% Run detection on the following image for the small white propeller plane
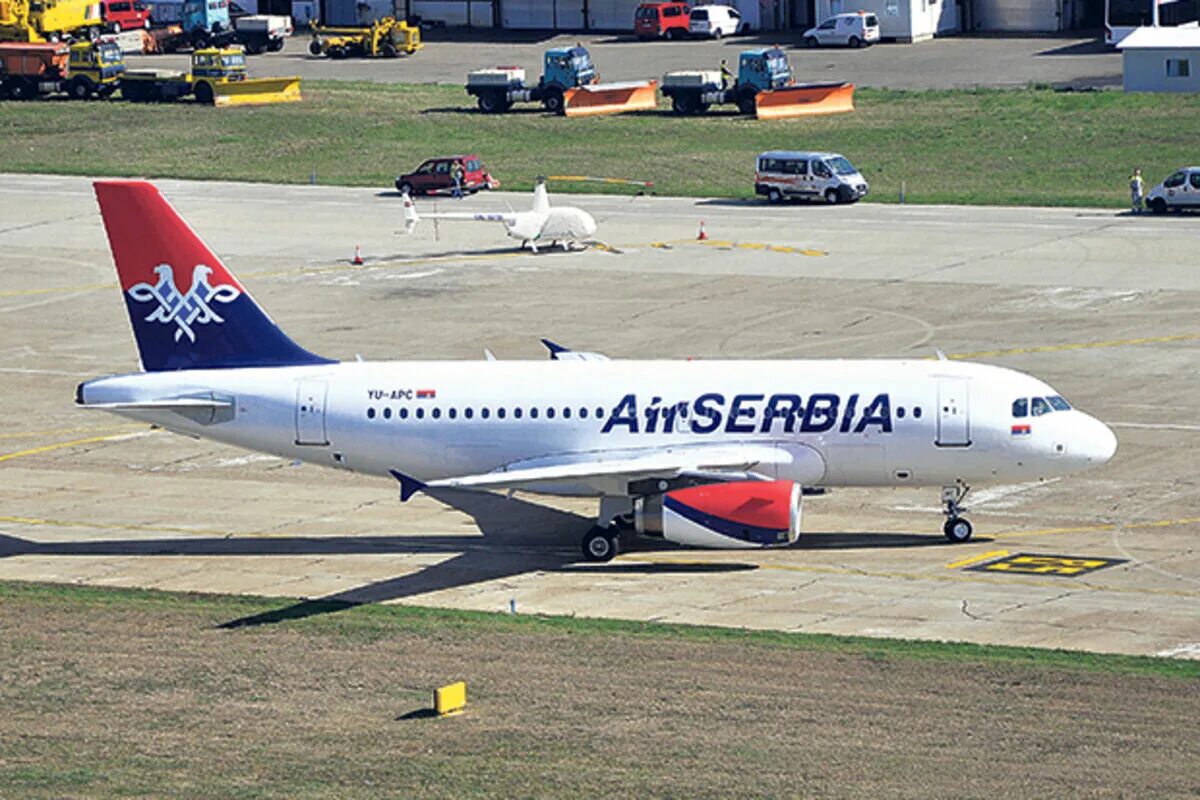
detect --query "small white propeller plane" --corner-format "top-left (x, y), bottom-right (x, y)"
top-left (79, 181), bottom-right (1118, 564)
top-left (402, 177), bottom-right (598, 252)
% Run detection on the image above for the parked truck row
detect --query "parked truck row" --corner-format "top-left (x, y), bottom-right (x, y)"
top-left (0, 39), bottom-right (298, 103)
top-left (466, 45), bottom-right (853, 120)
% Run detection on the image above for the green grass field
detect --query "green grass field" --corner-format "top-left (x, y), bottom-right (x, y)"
top-left (3, 82), bottom-right (1198, 206)
top-left (2, 580), bottom-right (1198, 799)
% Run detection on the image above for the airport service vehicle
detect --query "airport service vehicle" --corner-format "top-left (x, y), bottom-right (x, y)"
top-left (402, 178), bottom-right (595, 252)
top-left (178, 0), bottom-right (233, 45)
top-left (233, 14), bottom-right (291, 54)
top-left (803, 11), bottom-right (879, 48)
top-left (0, 0), bottom-right (103, 42)
top-left (0, 39), bottom-right (122, 99)
top-left (394, 155), bottom-right (498, 196)
top-left (99, 0), bottom-right (150, 31)
top-left (661, 47), bottom-right (854, 118)
top-left (308, 16), bottom-right (421, 59)
top-left (634, 2), bottom-right (690, 39)
top-left (1105, 0), bottom-right (1198, 44)
top-left (465, 45), bottom-right (657, 116)
top-left (81, 180), bottom-right (1118, 562)
top-left (1146, 166), bottom-right (1200, 212)
top-left (687, 3), bottom-right (743, 37)
top-left (755, 150), bottom-right (868, 205)
top-left (119, 45), bottom-right (300, 104)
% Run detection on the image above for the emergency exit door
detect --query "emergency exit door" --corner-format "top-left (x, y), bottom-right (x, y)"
top-left (295, 380), bottom-right (329, 446)
top-left (936, 378), bottom-right (970, 447)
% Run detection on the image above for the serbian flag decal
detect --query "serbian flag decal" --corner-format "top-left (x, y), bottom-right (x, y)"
top-left (416, 389), bottom-right (437, 399)
top-left (1011, 424), bottom-right (1032, 436)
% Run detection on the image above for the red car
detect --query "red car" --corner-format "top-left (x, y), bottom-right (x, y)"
top-left (394, 155), bottom-right (498, 196)
top-left (100, 0), bottom-right (153, 31)
top-left (635, 2), bottom-right (691, 39)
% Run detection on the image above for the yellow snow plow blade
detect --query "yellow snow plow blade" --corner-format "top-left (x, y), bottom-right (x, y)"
top-left (755, 82), bottom-right (855, 120)
top-left (211, 76), bottom-right (302, 107)
top-left (563, 80), bottom-right (658, 117)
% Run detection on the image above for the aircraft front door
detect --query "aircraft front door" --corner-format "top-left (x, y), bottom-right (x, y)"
top-left (295, 380), bottom-right (329, 446)
top-left (936, 377), bottom-right (971, 447)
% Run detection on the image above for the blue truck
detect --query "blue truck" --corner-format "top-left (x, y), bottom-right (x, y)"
top-left (465, 46), bottom-right (597, 114)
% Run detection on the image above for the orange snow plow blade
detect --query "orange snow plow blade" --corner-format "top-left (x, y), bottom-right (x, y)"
top-left (755, 82), bottom-right (855, 120)
top-left (563, 80), bottom-right (658, 117)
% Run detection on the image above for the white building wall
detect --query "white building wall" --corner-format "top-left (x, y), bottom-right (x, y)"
top-left (1123, 47), bottom-right (1200, 91)
top-left (816, 0), bottom-right (956, 41)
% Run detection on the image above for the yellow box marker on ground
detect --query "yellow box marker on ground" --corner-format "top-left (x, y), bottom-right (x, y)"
top-left (945, 550), bottom-right (1009, 570)
top-left (434, 681), bottom-right (467, 717)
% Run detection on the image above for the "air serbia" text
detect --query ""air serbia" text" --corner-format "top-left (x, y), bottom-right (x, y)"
top-left (600, 393), bottom-right (894, 435)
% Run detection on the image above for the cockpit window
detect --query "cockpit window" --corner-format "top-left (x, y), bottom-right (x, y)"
top-left (1047, 395), bottom-right (1071, 411)
top-left (1012, 398), bottom-right (1028, 418)
top-left (1031, 397), bottom-right (1052, 416)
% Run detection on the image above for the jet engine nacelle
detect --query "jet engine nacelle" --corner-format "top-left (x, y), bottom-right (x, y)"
top-left (634, 480), bottom-right (801, 549)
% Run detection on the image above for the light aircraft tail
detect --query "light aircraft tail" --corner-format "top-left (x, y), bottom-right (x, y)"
top-left (401, 191), bottom-right (420, 234)
top-left (532, 176), bottom-right (550, 215)
top-left (93, 181), bottom-right (334, 373)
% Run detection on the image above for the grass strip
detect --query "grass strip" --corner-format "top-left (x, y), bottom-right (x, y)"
top-left (2, 82), bottom-right (1198, 206)
top-left (2, 578), bottom-right (1195, 680)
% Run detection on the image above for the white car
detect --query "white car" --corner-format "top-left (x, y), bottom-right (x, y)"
top-left (803, 12), bottom-right (880, 48)
top-left (688, 4), bottom-right (744, 38)
top-left (754, 150), bottom-right (869, 205)
top-left (1146, 166), bottom-right (1200, 213)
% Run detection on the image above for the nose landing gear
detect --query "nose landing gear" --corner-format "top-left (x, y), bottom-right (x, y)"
top-left (941, 482), bottom-right (973, 542)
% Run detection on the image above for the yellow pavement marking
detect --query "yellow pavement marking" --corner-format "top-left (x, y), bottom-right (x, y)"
top-left (0, 515), bottom-right (244, 539)
top-left (0, 281), bottom-right (117, 299)
top-left (0, 432), bottom-right (138, 464)
top-left (944, 550), bottom-right (1009, 569)
top-left (950, 333), bottom-right (1200, 360)
top-left (993, 516), bottom-right (1200, 540)
top-left (0, 424), bottom-right (141, 441)
top-left (634, 556), bottom-right (1200, 599)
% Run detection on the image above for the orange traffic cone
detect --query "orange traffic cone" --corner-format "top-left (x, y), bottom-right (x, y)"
top-left (352, 244), bottom-right (364, 265)
top-left (697, 220), bottom-right (708, 241)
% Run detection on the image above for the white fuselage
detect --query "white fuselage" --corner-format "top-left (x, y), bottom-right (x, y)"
top-left (504, 207), bottom-right (597, 244)
top-left (80, 358), bottom-right (1116, 496)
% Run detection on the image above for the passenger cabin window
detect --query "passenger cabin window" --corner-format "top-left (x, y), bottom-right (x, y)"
top-left (1012, 398), bottom-right (1028, 418)
top-left (1031, 397), bottom-right (1051, 416)
top-left (783, 160), bottom-right (806, 175)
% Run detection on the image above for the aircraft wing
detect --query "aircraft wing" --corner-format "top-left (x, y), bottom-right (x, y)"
top-left (391, 443), bottom-right (790, 500)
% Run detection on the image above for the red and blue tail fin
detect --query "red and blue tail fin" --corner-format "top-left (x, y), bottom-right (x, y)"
top-left (94, 181), bottom-right (334, 372)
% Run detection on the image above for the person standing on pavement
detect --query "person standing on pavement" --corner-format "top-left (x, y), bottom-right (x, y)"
top-left (720, 58), bottom-right (734, 91)
top-left (451, 161), bottom-right (465, 200)
top-left (1129, 168), bottom-right (1144, 214)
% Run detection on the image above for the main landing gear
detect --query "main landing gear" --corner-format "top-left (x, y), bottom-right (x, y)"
top-left (581, 498), bottom-right (634, 562)
top-left (941, 481), bottom-right (973, 543)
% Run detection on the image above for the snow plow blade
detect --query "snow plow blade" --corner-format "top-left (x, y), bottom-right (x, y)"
top-left (563, 80), bottom-right (658, 117)
top-left (755, 82), bottom-right (855, 120)
top-left (212, 76), bottom-right (302, 107)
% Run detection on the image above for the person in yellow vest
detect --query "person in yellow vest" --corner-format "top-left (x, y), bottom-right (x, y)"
top-left (1129, 168), bottom-right (1144, 214)
top-left (720, 58), bottom-right (734, 91)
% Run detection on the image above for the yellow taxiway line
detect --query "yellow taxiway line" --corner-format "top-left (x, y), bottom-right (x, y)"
top-left (0, 431), bottom-right (143, 464)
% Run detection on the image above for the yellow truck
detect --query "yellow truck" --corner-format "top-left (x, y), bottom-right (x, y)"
top-left (0, 0), bottom-right (104, 42)
top-left (0, 39), bottom-right (122, 99)
top-left (308, 16), bottom-right (421, 59)
top-left (119, 46), bottom-right (301, 106)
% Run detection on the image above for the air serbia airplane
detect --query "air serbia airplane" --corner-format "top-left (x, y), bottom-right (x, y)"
top-left (402, 177), bottom-right (598, 252)
top-left (78, 181), bottom-right (1117, 562)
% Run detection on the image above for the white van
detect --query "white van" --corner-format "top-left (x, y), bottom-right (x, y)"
top-left (755, 150), bottom-right (869, 204)
top-left (803, 12), bottom-right (880, 48)
top-left (688, 4), bottom-right (744, 38)
top-left (1146, 166), bottom-right (1200, 213)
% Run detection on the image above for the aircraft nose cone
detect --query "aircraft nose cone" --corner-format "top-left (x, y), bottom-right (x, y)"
top-left (584, 214), bottom-right (598, 236)
top-left (1079, 414), bottom-right (1118, 466)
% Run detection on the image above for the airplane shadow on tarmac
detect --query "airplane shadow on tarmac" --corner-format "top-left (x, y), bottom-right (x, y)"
top-left (0, 489), bottom-right (967, 628)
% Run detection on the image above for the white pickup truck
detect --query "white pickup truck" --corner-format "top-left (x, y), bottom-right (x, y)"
top-left (234, 14), bottom-right (292, 54)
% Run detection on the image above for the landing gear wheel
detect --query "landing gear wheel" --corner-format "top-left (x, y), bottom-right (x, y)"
top-left (943, 517), bottom-right (973, 543)
top-left (582, 527), bottom-right (619, 563)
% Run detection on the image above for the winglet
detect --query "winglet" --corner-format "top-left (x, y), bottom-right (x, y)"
top-left (389, 469), bottom-right (427, 502)
top-left (540, 338), bottom-right (570, 360)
